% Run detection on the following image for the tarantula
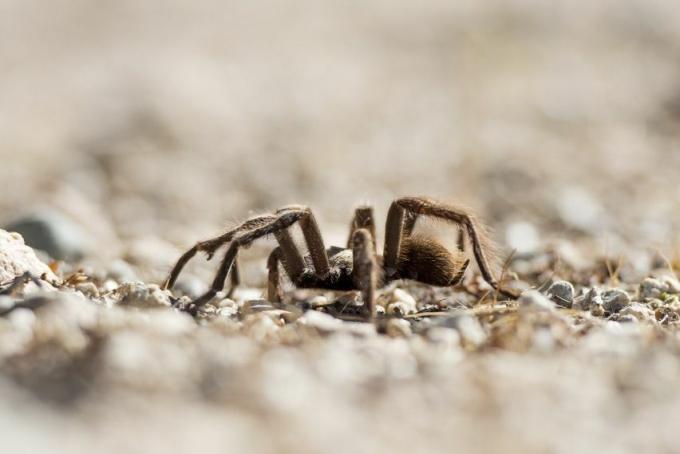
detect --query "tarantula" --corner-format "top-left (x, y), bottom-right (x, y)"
top-left (163, 197), bottom-right (514, 320)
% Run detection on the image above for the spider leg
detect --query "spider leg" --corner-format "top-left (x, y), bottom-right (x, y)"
top-left (383, 201), bottom-right (407, 278)
top-left (225, 257), bottom-right (240, 299)
top-left (193, 209), bottom-right (329, 306)
top-left (347, 206), bottom-right (377, 253)
top-left (451, 259), bottom-right (471, 286)
top-left (352, 228), bottom-right (378, 322)
top-left (457, 225), bottom-right (466, 252)
top-left (384, 197), bottom-right (514, 297)
top-left (275, 206), bottom-right (331, 277)
top-left (267, 248), bottom-right (283, 303)
top-left (163, 214), bottom-right (277, 290)
top-left (273, 229), bottom-right (305, 281)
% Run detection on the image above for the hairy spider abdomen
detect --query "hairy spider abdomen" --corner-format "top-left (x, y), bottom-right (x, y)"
top-left (397, 235), bottom-right (467, 286)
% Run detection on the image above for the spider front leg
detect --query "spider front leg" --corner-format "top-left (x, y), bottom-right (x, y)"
top-left (352, 228), bottom-right (378, 322)
top-left (163, 215), bottom-right (277, 290)
top-left (192, 208), bottom-right (331, 307)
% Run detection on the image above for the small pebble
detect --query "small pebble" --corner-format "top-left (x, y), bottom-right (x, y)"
top-left (101, 279), bottom-right (119, 293)
top-left (584, 288), bottom-right (605, 314)
top-left (602, 289), bottom-right (631, 313)
top-left (572, 294), bottom-right (588, 311)
top-left (298, 310), bottom-right (375, 337)
top-left (639, 278), bottom-right (666, 300)
top-left (591, 304), bottom-right (605, 317)
top-left (385, 319), bottom-right (412, 338)
top-left (76, 282), bottom-right (100, 299)
top-left (660, 275), bottom-right (680, 294)
top-left (298, 310), bottom-right (343, 333)
top-left (308, 295), bottom-right (331, 308)
top-left (436, 314), bottom-right (486, 349)
top-left (381, 288), bottom-right (417, 316)
top-left (426, 327), bottom-right (462, 349)
top-left (115, 282), bottom-right (172, 308)
top-left (546, 280), bottom-right (575, 308)
top-left (645, 298), bottom-right (663, 309)
top-left (620, 303), bottom-right (654, 322)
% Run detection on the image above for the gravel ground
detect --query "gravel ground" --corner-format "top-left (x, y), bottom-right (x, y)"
top-left (2, 228), bottom-right (680, 454)
top-left (3, 0), bottom-right (680, 453)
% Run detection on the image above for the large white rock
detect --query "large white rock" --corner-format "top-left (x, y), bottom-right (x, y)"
top-left (0, 229), bottom-right (58, 283)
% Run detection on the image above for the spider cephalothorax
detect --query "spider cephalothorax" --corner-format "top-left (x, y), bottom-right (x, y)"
top-left (163, 197), bottom-right (514, 320)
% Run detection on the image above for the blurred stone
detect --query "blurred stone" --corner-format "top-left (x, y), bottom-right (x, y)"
top-left (505, 222), bottom-right (540, 255)
top-left (385, 318), bottom-right (412, 338)
top-left (101, 279), bottom-right (119, 293)
top-left (115, 282), bottom-right (172, 308)
top-left (308, 295), bottom-right (331, 308)
top-left (298, 310), bottom-right (375, 337)
top-left (298, 310), bottom-right (343, 333)
top-left (107, 259), bottom-right (138, 283)
top-left (75, 282), bottom-right (100, 299)
top-left (591, 304), bottom-right (605, 317)
top-left (242, 299), bottom-right (276, 316)
top-left (519, 290), bottom-right (555, 312)
top-left (584, 287), bottom-right (602, 306)
top-left (381, 288), bottom-right (417, 316)
top-left (216, 298), bottom-right (238, 318)
top-left (546, 280), bottom-right (575, 308)
top-left (0, 229), bottom-right (58, 284)
top-left (580, 287), bottom-right (606, 316)
top-left (426, 327), bottom-right (462, 349)
top-left (661, 275), bottom-right (680, 294)
top-left (639, 278), bottom-right (666, 300)
top-left (557, 187), bottom-right (602, 232)
top-left (4, 210), bottom-right (89, 262)
top-left (572, 293), bottom-right (588, 311)
top-left (436, 313), bottom-right (486, 348)
top-left (242, 313), bottom-right (280, 341)
top-left (602, 289), bottom-right (631, 313)
top-left (620, 303), bottom-right (654, 322)
top-left (195, 304), bottom-right (219, 319)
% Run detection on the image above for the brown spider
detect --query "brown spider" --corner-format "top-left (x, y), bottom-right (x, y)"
top-left (163, 196), bottom-right (515, 320)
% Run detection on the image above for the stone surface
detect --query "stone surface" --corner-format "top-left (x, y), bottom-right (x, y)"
top-left (0, 229), bottom-right (58, 284)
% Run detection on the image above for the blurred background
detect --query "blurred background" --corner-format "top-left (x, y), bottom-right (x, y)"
top-left (2, 0), bottom-right (680, 276)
